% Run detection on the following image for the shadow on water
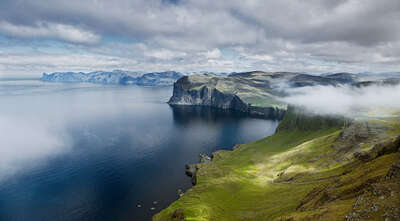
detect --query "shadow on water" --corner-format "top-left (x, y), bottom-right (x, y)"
top-left (170, 105), bottom-right (278, 125)
top-left (170, 105), bottom-right (253, 124)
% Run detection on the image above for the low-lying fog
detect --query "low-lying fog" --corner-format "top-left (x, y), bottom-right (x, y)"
top-left (281, 83), bottom-right (400, 117)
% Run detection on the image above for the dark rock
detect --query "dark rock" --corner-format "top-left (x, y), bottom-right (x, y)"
top-left (191, 173), bottom-right (197, 185)
top-left (185, 164), bottom-right (197, 177)
top-left (171, 208), bottom-right (185, 221)
top-left (211, 151), bottom-right (219, 159)
top-left (168, 82), bottom-right (250, 113)
top-left (185, 153), bottom-right (213, 186)
top-left (353, 151), bottom-right (373, 162)
top-left (386, 162), bottom-right (400, 180)
top-left (185, 164), bottom-right (198, 185)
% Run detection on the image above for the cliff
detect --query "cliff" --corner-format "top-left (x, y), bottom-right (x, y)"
top-left (154, 108), bottom-right (400, 221)
top-left (168, 76), bottom-right (249, 112)
top-left (167, 73), bottom-right (290, 119)
top-left (167, 71), bottom-right (400, 119)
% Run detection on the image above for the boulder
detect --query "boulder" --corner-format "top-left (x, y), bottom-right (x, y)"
top-left (185, 164), bottom-right (198, 185)
top-left (199, 153), bottom-right (211, 163)
top-left (185, 164), bottom-right (197, 177)
top-left (191, 173), bottom-right (197, 185)
top-left (386, 162), bottom-right (400, 180)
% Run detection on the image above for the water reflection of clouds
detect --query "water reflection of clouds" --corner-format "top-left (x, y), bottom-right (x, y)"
top-left (0, 80), bottom-right (171, 179)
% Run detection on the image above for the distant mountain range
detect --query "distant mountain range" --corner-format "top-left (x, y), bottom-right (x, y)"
top-left (40, 70), bottom-right (237, 86)
top-left (41, 70), bottom-right (184, 86)
top-left (41, 70), bottom-right (400, 87)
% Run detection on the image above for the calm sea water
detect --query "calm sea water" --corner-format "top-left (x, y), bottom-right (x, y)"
top-left (0, 79), bottom-right (278, 221)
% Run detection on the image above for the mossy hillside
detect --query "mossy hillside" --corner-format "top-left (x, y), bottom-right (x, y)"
top-left (280, 152), bottom-right (400, 221)
top-left (153, 110), bottom-right (356, 221)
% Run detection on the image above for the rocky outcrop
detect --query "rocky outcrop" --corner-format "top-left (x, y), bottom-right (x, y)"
top-left (185, 165), bottom-right (198, 185)
top-left (353, 135), bottom-right (400, 162)
top-left (185, 164), bottom-right (197, 177)
top-left (168, 76), bottom-right (286, 119)
top-left (184, 153), bottom-right (213, 186)
top-left (386, 162), bottom-right (400, 180)
top-left (168, 77), bottom-right (249, 112)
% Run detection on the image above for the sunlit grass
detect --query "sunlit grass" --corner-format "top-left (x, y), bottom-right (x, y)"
top-left (153, 109), bottom-right (400, 221)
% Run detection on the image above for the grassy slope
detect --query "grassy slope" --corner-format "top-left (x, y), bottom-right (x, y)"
top-left (153, 109), bottom-right (400, 221)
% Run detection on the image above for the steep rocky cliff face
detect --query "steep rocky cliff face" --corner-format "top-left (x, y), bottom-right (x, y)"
top-left (168, 75), bottom-right (286, 119)
top-left (168, 76), bottom-right (248, 112)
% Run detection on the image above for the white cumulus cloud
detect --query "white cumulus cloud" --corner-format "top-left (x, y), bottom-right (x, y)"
top-left (0, 21), bottom-right (100, 44)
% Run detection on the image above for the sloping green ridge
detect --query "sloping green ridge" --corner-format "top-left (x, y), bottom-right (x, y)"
top-left (153, 109), bottom-right (399, 221)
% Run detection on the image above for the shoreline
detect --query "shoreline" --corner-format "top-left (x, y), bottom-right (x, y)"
top-left (153, 108), bottom-right (400, 220)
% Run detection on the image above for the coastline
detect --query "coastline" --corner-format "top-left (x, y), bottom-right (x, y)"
top-left (153, 108), bottom-right (400, 220)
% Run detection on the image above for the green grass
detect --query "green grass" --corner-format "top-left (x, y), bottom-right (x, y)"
top-left (153, 111), bottom-right (345, 221)
top-left (153, 109), bottom-right (400, 221)
top-left (153, 129), bottom-right (337, 220)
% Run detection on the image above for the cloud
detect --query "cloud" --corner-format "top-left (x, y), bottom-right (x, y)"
top-left (0, 52), bottom-right (138, 75)
top-left (144, 49), bottom-right (187, 60)
top-left (204, 48), bottom-right (222, 59)
top-left (0, 21), bottom-right (100, 44)
top-left (0, 115), bottom-right (71, 179)
top-left (281, 84), bottom-right (400, 116)
top-left (245, 54), bottom-right (274, 62)
top-left (0, 0), bottom-right (400, 74)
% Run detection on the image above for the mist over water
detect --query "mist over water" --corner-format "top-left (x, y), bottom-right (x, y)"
top-left (0, 79), bottom-right (278, 221)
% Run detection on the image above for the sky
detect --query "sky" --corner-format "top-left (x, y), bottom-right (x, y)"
top-left (0, 0), bottom-right (399, 77)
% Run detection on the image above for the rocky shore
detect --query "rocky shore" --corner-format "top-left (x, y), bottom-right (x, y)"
top-left (185, 153), bottom-right (213, 186)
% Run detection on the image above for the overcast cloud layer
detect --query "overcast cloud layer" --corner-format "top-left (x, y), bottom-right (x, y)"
top-left (0, 0), bottom-right (399, 76)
